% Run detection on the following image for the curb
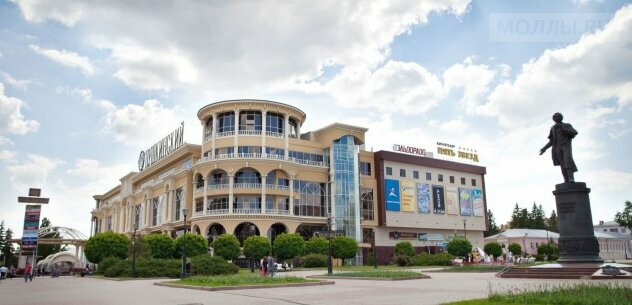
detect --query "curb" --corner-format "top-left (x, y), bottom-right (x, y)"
top-left (306, 274), bottom-right (430, 281)
top-left (154, 280), bottom-right (335, 291)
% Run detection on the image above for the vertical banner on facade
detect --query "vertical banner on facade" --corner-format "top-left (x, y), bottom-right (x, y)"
top-left (432, 185), bottom-right (445, 214)
top-left (472, 189), bottom-right (484, 216)
top-left (385, 179), bottom-right (400, 211)
top-left (21, 205), bottom-right (41, 254)
top-left (446, 187), bottom-right (459, 215)
top-left (416, 183), bottom-right (431, 213)
top-left (400, 181), bottom-right (415, 212)
top-left (459, 188), bottom-right (473, 216)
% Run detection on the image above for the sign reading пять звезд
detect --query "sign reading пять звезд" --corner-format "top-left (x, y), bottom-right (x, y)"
top-left (436, 142), bottom-right (479, 162)
top-left (138, 122), bottom-right (185, 171)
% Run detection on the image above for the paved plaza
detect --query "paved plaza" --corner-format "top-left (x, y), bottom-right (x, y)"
top-left (2, 269), bottom-right (631, 305)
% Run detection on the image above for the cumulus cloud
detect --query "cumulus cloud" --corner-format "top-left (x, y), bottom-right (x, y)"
top-left (67, 159), bottom-right (131, 186)
top-left (0, 150), bottom-right (16, 161)
top-left (14, 0), bottom-right (470, 93)
top-left (56, 86), bottom-right (93, 102)
top-left (485, 4), bottom-right (632, 128)
top-left (0, 82), bottom-right (40, 136)
top-left (443, 57), bottom-right (496, 114)
top-left (7, 154), bottom-right (62, 191)
top-left (1, 72), bottom-right (33, 90)
top-left (30, 44), bottom-right (95, 76)
top-left (98, 99), bottom-right (183, 145)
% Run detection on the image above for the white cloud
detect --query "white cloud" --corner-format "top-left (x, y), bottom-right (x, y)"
top-left (98, 99), bottom-right (183, 145)
top-left (67, 159), bottom-right (131, 186)
top-left (1, 71), bottom-right (33, 90)
top-left (7, 154), bottom-right (62, 191)
top-left (56, 86), bottom-right (92, 102)
top-left (0, 150), bottom-right (16, 160)
top-left (325, 60), bottom-right (445, 113)
top-left (15, 0), bottom-right (470, 92)
top-left (0, 136), bottom-right (14, 146)
top-left (443, 57), bottom-right (496, 114)
top-left (438, 118), bottom-right (469, 134)
top-left (485, 4), bottom-right (632, 128)
top-left (29, 44), bottom-right (95, 76)
top-left (0, 82), bottom-right (40, 136)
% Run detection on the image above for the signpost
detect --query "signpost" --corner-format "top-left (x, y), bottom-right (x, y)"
top-left (18, 188), bottom-right (49, 274)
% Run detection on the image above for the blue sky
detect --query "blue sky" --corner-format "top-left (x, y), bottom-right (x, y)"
top-left (0, 0), bottom-right (631, 236)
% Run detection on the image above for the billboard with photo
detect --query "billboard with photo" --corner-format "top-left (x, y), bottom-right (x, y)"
top-left (446, 187), bottom-right (459, 215)
top-left (21, 205), bottom-right (41, 253)
top-left (417, 183), bottom-right (431, 213)
top-left (400, 181), bottom-right (415, 212)
top-left (459, 188), bottom-right (473, 216)
top-left (432, 185), bottom-right (445, 214)
top-left (385, 179), bottom-right (400, 211)
top-left (472, 189), bottom-right (484, 216)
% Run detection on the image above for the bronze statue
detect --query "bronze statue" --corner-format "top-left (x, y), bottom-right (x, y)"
top-left (540, 113), bottom-right (578, 182)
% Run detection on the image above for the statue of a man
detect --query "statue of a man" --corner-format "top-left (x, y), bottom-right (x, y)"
top-left (539, 112), bottom-right (578, 182)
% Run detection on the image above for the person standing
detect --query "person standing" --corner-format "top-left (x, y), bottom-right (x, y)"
top-left (0, 265), bottom-right (7, 280)
top-left (267, 254), bottom-right (275, 278)
top-left (261, 256), bottom-right (268, 277)
top-left (24, 263), bottom-right (33, 283)
top-left (10, 265), bottom-right (16, 279)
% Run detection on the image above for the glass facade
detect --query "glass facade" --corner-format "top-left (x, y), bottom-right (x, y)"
top-left (266, 112), bottom-right (284, 134)
top-left (239, 111), bottom-right (262, 131)
top-left (332, 135), bottom-right (361, 263)
top-left (217, 112), bottom-right (235, 133)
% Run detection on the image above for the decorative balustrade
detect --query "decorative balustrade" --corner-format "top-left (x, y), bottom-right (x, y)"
top-left (234, 208), bottom-right (262, 214)
top-left (216, 131), bottom-right (235, 138)
top-left (207, 184), bottom-right (229, 190)
top-left (266, 184), bottom-right (290, 191)
top-left (207, 209), bottom-right (229, 215)
top-left (195, 153), bottom-right (327, 167)
top-left (238, 130), bottom-right (262, 136)
top-left (234, 183), bottom-right (262, 189)
top-left (265, 131), bottom-right (285, 138)
top-left (266, 209), bottom-right (290, 215)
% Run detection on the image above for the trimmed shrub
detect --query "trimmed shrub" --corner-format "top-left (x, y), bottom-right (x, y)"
top-left (395, 254), bottom-right (413, 266)
top-left (211, 234), bottom-right (241, 261)
top-left (484, 242), bottom-right (503, 259)
top-left (394, 241), bottom-right (415, 257)
top-left (331, 236), bottom-right (358, 260)
top-left (367, 250), bottom-right (376, 266)
top-left (97, 257), bottom-right (121, 274)
top-left (190, 255), bottom-right (239, 276)
top-left (302, 254), bottom-right (328, 268)
top-left (305, 237), bottom-right (329, 255)
top-left (85, 231), bottom-right (130, 264)
top-left (508, 243), bottom-right (522, 256)
top-left (243, 236), bottom-right (271, 261)
top-left (273, 233), bottom-right (305, 261)
top-left (292, 256), bottom-right (303, 269)
top-left (144, 234), bottom-right (175, 259)
top-left (103, 258), bottom-right (181, 278)
top-left (175, 233), bottom-right (208, 258)
top-left (412, 252), bottom-right (453, 266)
top-left (103, 260), bottom-right (130, 277)
top-left (447, 237), bottom-right (472, 257)
top-left (537, 242), bottom-right (559, 260)
top-left (128, 235), bottom-right (150, 259)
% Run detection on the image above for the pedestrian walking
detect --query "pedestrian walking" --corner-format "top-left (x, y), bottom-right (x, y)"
top-left (267, 254), bottom-right (275, 278)
top-left (0, 265), bottom-right (7, 280)
top-left (260, 256), bottom-right (268, 277)
top-left (10, 265), bottom-right (16, 279)
top-left (24, 263), bottom-right (33, 283)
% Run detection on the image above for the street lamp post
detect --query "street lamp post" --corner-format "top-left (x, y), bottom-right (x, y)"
top-left (181, 208), bottom-right (188, 279)
top-left (371, 230), bottom-right (377, 269)
top-left (132, 223), bottom-right (138, 276)
top-left (249, 225), bottom-right (256, 273)
top-left (523, 232), bottom-right (528, 256)
top-left (462, 219), bottom-right (467, 240)
top-left (327, 215), bottom-right (333, 276)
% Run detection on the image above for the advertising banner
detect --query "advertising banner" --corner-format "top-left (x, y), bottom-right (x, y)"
top-left (21, 205), bottom-right (41, 252)
top-left (400, 181), bottom-right (415, 212)
top-left (385, 179), bottom-right (400, 211)
top-left (417, 183), bottom-right (431, 213)
top-left (459, 188), bottom-right (473, 216)
top-left (472, 189), bottom-right (484, 216)
top-left (432, 185), bottom-right (445, 214)
top-left (446, 187), bottom-right (459, 215)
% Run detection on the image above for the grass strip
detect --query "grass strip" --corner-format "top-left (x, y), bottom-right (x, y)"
top-left (325, 271), bottom-right (422, 278)
top-left (171, 275), bottom-right (316, 287)
top-left (439, 265), bottom-right (506, 272)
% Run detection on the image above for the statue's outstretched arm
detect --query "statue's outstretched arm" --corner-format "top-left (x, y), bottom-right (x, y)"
top-left (540, 141), bottom-right (552, 155)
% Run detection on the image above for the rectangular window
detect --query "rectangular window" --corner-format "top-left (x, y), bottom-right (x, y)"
top-left (134, 205), bottom-right (141, 228)
top-left (238, 146), bottom-right (262, 154)
top-left (461, 177), bottom-right (466, 185)
top-left (400, 169), bottom-right (406, 177)
top-left (209, 197), bottom-right (229, 211)
top-left (217, 112), bottom-right (235, 133)
top-left (438, 174), bottom-right (444, 182)
top-left (107, 216), bottom-right (112, 231)
top-left (359, 162), bottom-right (372, 176)
top-left (239, 111), bottom-right (262, 131)
top-left (361, 188), bottom-right (374, 221)
top-left (195, 200), bottom-right (203, 212)
top-left (175, 188), bottom-right (183, 221)
top-left (265, 147), bottom-right (284, 157)
top-left (265, 112), bottom-right (284, 134)
top-left (215, 147), bottom-right (234, 156)
top-left (610, 228), bottom-right (618, 232)
top-left (449, 176), bottom-right (455, 183)
top-left (152, 198), bottom-right (159, 226)
top-left (471, 179), bottom-right (477, 186)
top-left (386, 167), bottom-right (392, 175)
top-left (426, 172), bottom-right (432, 180)
top-left (413, 171), bottom-right (419, 179)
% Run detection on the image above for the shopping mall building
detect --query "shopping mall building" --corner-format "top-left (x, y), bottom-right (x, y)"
top-left (90, 100), bottom-right (488, 264)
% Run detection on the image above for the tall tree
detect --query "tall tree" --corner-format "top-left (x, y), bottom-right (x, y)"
top-left (529, 203), bottom-right (546, 230)
top-left (546, 210), bottom-right (559, 233)
top-left (518, 208), bottom-right (529, 229)
top-left (2, 228), bottom-right (17, 266)
top-left (484, 209), bottom-right (502, 237)
top-left (615, 200), bottom-right (632, 230)
top-left (509, 203), bottom-right (521, 228)
top-left (37, 217), bottom-right (63, 259)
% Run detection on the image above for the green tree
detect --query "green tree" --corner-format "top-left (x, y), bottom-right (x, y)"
top-left (546, 210), bottom-right (559, 233)
top-left (211, 234), bottom-right (240, 260)
top-left (175, 233), bottom-right (208, 258)
top-left (243, 236), bottom-right (271, 262)
top-left (394, 241), bottom-right (415, 256)
top-left (2, 227), bottom-right (17, 266)
top-left (615, 201), bottom-right (632, 231)
top-left (509, 203), bottom-right (521, 228)
top-left (537, 242), bottom-right (559, 258)
top-left (144, 234), bottom-right (175, 259)
top-left (484, 209), bottom-right (502, 237)
top-left (128, 234), bottom-right (150, 259)
top-left (37, 218), bottom-right (66, 259)
top-left (447, 237), bottom-right (472, 257)
top-left (304, 237), bottom-right (328, 255)
top-left (331, 236), bottom-right (358, 260)
top-left (85, 231), bottom-right (130, 264)
top-left (507, 243), bottom-right (522, 256)
top-left (528, 203), bottom-right (546, 230)
top-left (484, 242), bottom-right (503, 259)
top-left (273, 233), bottom-right (305, 261)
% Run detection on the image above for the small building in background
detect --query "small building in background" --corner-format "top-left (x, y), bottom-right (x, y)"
top-left (594, 220), bottom-right (631, 235)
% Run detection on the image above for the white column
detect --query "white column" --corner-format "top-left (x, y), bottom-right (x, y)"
top-left (261, 175), bottom-right (267, 214)
top-left (284, 115), bottom-right (290, 158)
top-left (211, 113), bottom-right (218, 158)
top-left (289, 178), bottom-right (294, 216)
top-left (296, 120), bottom-right (301, 138)
top-left (234, 110), bottom-right (240, 154)
top-left (228, 174), bottom-right (234, 214)
top-left (261, 110), bottom-right (267, 156)
top-left (203, 178), bottom-right (208, 215)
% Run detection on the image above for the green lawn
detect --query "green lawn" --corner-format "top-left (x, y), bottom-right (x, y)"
top-left (324, 271), bottom-right (423, 278)
top-left (171, 274), bottom-right (317, 287)
top-left (444, 284), bottom-right (632, 305)
top-left (438, 265), bottom-right (506, 272)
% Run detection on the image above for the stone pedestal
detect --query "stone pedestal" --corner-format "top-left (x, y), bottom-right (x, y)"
top-left (554, 182), bottom-right (603, 264)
